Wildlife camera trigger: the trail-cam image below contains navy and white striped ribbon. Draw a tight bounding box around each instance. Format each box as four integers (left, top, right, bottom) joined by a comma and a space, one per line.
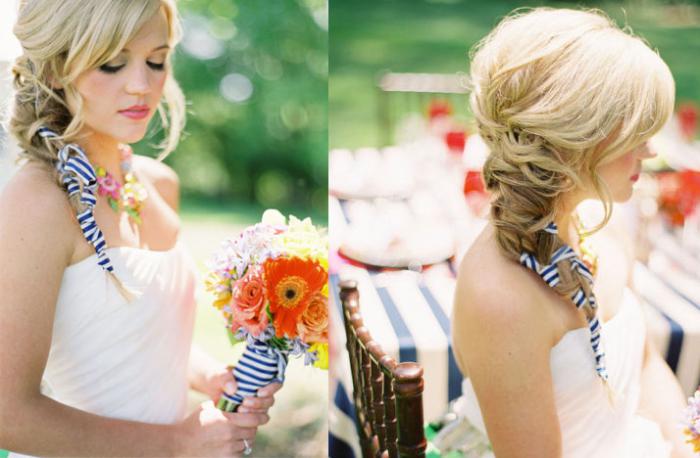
37, 127, 114, 274
519, 222, 609, 382
217, 340, 289, 412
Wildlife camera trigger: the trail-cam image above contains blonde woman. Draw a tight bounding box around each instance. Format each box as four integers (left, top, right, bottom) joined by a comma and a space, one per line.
0, 1, 279, 456
452, 8, 694, 458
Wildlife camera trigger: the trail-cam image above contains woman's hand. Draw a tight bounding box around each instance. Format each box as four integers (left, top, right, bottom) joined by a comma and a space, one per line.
201, 366, 283, 414
199, 366, 239, 404
174, 400, 268, 457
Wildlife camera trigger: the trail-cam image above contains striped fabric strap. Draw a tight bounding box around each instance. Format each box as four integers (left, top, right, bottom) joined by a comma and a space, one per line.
217, 340, 289, 412
37, 127, 114, 274
519, 222, 609, 382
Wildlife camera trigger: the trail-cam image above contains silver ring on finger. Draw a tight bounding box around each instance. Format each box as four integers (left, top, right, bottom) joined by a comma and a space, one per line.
243, 439, 253, 456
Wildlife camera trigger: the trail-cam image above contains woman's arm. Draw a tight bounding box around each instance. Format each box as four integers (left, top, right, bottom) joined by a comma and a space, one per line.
452, 263, 562, 458
604, 204, 695, 457
0, 169, 265, 457
638, 338, 695, 458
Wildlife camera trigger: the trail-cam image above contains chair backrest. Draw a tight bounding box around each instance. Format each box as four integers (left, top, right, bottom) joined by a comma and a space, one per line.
376, 71, 469, 146
339, 279, 427, 458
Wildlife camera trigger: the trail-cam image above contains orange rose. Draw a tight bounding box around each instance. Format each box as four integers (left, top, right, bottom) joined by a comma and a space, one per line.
297, 292, 328, 343
230, 266, 268, 337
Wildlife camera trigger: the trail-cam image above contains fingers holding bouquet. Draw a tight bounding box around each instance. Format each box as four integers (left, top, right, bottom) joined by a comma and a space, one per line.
204, 366, 282, 414
175, 400, 269, 457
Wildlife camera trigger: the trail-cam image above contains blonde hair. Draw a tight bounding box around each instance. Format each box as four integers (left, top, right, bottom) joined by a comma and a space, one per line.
9, 0, 186, 298
10, 0, 185, 174
470, 8, 674, 307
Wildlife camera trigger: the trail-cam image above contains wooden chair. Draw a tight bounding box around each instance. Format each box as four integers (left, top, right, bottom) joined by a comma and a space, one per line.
339, 279, 427, 458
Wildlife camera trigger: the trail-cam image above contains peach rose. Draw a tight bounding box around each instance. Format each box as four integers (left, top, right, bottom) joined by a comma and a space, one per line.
230, 266, 268, 337
297, 292, 328, 343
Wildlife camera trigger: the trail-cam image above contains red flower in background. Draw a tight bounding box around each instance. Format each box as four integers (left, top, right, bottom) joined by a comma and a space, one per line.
428, 99, 452, 120
657, 170, 700, 226
445, 130, 467, 153
678, 103, 698, 141
463, 170, 485, 196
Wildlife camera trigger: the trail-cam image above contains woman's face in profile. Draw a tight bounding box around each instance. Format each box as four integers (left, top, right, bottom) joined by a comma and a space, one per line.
597, 141, 655, 202
70, 7, 170, 145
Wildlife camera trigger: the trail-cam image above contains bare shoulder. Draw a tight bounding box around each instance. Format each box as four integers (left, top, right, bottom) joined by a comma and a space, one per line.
0, 162, 79, 403
132, 154, 180, 211
0, 162, 76, 265
452, 225, 557, 358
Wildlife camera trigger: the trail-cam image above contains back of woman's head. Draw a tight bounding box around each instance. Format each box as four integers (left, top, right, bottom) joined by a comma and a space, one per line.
10, 0, 184, 173
469, 7, 674, 302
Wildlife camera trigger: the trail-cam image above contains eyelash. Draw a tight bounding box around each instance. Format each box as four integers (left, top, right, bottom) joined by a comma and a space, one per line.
98, 61, 165, 74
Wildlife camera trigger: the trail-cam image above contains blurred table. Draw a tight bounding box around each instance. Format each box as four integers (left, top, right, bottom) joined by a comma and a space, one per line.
329, 192, 700, 458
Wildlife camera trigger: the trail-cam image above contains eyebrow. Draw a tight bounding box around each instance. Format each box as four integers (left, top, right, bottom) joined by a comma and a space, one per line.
121, 44, 170, 53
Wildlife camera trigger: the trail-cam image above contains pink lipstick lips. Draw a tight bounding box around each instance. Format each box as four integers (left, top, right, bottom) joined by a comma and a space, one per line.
118, 104, 150, 120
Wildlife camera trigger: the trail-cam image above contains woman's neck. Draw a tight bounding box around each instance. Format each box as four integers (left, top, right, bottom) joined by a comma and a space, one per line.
77, 131, 124, 175
554, 205, 583, 250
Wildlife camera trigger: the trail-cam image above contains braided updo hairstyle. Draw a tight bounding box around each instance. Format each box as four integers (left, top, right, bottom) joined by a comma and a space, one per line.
470, 8, 674, 311
9, 0, 185, 213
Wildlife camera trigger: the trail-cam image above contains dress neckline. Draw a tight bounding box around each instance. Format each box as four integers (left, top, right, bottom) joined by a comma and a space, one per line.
551, 289, 633, 352
64, 243, 181, 273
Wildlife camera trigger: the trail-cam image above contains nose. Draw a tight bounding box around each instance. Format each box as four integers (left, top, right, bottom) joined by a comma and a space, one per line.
124, 63, 151, 96
638, 141, 656, 160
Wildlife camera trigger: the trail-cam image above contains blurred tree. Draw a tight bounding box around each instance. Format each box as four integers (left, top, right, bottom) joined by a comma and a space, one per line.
136, 0, 328, 218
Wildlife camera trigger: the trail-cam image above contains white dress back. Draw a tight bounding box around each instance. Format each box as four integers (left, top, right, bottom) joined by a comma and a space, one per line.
455, 289, 672, 458
8, 243, 197, 458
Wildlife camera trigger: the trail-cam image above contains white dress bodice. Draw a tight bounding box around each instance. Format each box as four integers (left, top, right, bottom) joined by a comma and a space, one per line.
455, 289, 672, 458
8, 243, 197, 458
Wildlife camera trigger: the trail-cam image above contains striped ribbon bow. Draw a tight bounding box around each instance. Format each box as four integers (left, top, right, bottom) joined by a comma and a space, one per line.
37, 127, 114, 274
217, 340, 289, 412
519, 222, 609, 383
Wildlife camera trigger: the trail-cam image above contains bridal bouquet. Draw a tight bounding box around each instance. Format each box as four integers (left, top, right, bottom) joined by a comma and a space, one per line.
205, 210, 329, 412
684, 387, 700, 453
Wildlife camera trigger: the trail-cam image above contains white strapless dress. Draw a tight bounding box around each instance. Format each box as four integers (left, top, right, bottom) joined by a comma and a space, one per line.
8, 243, 197, 458
455, 289, 672, 458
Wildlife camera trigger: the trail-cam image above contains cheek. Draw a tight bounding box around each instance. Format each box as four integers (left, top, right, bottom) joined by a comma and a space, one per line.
75, 72, 119, 114
152, 72, 168, 96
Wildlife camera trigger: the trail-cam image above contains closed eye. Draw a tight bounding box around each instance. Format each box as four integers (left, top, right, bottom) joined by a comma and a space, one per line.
99, 63, 125, 74
147, 61, 165, 71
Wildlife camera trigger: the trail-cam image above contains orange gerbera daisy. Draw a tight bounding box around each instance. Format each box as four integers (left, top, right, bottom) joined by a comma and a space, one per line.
264, 256, 327, 338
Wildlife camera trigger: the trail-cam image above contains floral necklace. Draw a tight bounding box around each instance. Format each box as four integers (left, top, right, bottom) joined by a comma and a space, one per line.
95, 145, 148, 225
573, 212, 598, 276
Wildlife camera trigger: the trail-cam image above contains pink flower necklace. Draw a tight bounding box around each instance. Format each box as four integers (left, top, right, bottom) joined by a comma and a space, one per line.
95, 144, 148, 224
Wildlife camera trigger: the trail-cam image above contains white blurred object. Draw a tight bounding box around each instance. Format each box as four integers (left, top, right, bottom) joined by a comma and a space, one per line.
462, 134, 489, 171
394, 112, 429, 145
340, 199, 455, 268
0, 0, 21, 63
329, 147, 416, 199
647, 114, 700, 171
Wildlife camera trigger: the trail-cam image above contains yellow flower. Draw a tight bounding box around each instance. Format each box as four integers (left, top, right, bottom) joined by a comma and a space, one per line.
272, 215, 328, 264
205, 271, 232, 310
310, 342, 329, 370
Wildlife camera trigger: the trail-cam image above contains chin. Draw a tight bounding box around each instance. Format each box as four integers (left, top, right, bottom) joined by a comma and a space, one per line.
115, 125, 149, 144
611, 187, 634, 203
